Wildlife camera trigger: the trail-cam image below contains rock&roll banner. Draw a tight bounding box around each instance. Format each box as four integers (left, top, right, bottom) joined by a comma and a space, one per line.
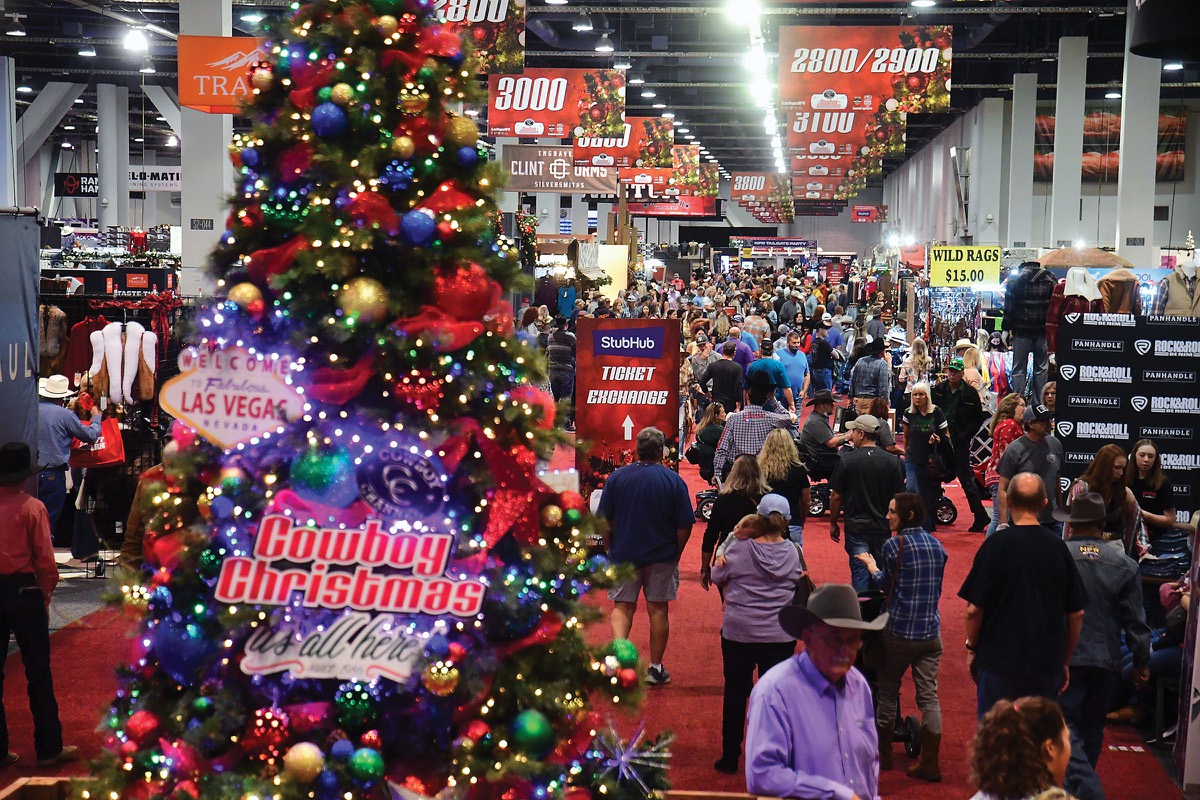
487, 68, 625, 138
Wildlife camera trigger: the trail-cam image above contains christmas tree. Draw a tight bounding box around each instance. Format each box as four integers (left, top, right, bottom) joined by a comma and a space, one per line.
91, 4, 669, 800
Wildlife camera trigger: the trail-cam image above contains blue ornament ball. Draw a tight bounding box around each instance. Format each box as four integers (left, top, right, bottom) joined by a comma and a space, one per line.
447, 51, 465, 68
316, 769, 340, 799
457, 146, 479, 168
210, 495, 235, 519
289, 445, 360, 508
155, 617, 216, 687
241, 146, 260, 168
312, 102, 349, 139
400, 209, 437, 246
330, 739, 356, 761
426, 633, 451, 658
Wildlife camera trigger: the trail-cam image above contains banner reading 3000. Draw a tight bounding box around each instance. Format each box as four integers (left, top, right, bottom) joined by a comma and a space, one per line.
487, 68, 625, 138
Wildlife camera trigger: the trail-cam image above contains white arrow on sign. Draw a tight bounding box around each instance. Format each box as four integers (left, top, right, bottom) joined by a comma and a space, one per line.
622, 415, 635, 440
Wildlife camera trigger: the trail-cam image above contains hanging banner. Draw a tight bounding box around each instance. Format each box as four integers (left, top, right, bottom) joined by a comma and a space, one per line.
851, 205, 885, 222
628, 195, 719, 218
670, 145, 700, 192
573, 116, 673, 168
575, 318, 681, 498
54, 173, 99, 197
128, 166, 182, 192
503, 144, 617, 194
433, 0, 524, 74
618, 168, 677, 202
0, 216, 39, 468
731, 173, 792, 206
177, 36, 268, 114
929, 245, 1002, 287
487, 68, 625, 138
1033, 111, 1186, 182
731, 237, 816, 257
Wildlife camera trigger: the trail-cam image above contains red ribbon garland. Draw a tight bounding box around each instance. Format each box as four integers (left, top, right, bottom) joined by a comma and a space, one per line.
89, 289, 184, 361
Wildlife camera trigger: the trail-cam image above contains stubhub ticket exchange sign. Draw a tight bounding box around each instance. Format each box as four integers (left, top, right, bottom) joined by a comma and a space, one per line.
576, 318, 681, 496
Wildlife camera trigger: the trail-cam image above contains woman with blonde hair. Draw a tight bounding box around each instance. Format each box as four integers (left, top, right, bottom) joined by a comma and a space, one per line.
982, 393, 1027, 537
899, 338, 932, 396
900, 382, 948, 530
700, 455, 766, 591
757, 429, 811, 546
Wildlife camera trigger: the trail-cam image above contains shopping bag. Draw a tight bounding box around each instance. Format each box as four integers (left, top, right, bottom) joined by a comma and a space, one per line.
69, 416, 125, 468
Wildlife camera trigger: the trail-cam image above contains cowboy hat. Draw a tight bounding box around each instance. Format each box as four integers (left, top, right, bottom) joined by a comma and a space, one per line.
866, 337, 887, 354
0, 442, 40, 483
807, 389, 836, 407
779, 584, 888, 638
885, 330, 907, 345
953, 338, 975, 351
38, 375, 75, 399
1053, 491, 1107, 524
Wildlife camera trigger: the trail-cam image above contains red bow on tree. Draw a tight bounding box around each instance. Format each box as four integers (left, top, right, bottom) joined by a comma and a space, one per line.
305, 352, 375, 405
391, 307, 484, 352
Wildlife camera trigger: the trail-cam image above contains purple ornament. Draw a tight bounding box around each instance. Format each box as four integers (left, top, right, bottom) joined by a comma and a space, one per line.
312, 102, 349, 139
241, 147, 260, 168
457, 146, 478, 168
400, 208, 437, 246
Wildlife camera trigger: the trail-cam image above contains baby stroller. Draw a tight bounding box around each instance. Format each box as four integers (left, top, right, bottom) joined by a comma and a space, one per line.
857, 591, 922, 759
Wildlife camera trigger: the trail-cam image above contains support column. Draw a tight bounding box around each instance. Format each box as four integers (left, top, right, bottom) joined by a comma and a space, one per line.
179, 0, 233, 295
571, 196, 588, 236
1115, 0, 1161, 264
143, 85, 181, 138
494, 138, 518, 213
0, 57, 16, 207
969, 98, 1006, 244
1050, 37, 1087, 248
14, 81, 85, 174
537, 194, 560, 234
1007, 73, 1038, 247
97, 84, 131, 229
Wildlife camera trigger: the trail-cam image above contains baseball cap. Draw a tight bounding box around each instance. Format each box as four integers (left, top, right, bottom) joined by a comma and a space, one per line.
947, 356, 965, 371
757, 493, 792, 522
822, 312, 833, 322
695, 332, 709, 344
1024, 403, 1054, 423
846, 414, 881, 434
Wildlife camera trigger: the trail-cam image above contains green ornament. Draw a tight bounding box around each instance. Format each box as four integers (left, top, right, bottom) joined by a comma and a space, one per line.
608, 638, 639, 669
417, 66, 435, 83
290, 444, 359, 507
334, 681, 377, 731
368, 0, 402, 13
317, 86, 334, 103
192, 696, 214, 718
347, 747, 385, 782
197, 548, 223, 579
564, 508, 583, 525
510, 709, 555, 759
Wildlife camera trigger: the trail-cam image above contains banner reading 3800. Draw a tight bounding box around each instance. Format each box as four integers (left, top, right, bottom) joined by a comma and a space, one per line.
487, 69, 625, 138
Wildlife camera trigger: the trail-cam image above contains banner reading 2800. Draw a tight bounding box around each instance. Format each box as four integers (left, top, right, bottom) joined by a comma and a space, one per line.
487, 69, 625, 138
433, 0, 524, 74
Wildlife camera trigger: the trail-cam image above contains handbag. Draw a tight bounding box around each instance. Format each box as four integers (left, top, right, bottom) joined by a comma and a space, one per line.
791, 542, 817, 607
859, 536, 904, 672
683, 441, 702, 465
70, 415, 125, 468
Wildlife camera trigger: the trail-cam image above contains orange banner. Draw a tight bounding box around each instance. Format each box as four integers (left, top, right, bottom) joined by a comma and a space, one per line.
177, 36, 267, 114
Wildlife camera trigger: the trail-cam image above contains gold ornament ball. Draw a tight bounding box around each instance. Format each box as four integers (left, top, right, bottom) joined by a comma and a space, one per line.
331, 83, 354, 107
282, 742, 325, 783
422, 665, 460, 697
401, 94, 429, 114
376, 14, 399, 37
338, 277, 389, 324
392, 136, 415, 159
228, 282, 263, 308
540, 504, 564, 528
446, 116, 479, 148
251, 70, 274, 91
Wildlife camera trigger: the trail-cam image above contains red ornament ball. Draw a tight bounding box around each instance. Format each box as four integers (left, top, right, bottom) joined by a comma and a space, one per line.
448, 642, 468, 661
872, 127, 891, 143
472, 27, 487, 42
464, 721, 491, 742
905, 73, 928, 92
246, 707, 291, 759
610, 73, 625, 89
126, 710, 160, 745
588, 105, 604, 121
932, 31, 952, 49
436, 220, 456, 241
563, 788, 592, 800
509, 386, 556, 430
559, 490, 586, 512
618, 668, 638, 688
431, 263, 493, 321
360, 729, 382, 749
645, 143, 660, 157
118, 740, 139, 758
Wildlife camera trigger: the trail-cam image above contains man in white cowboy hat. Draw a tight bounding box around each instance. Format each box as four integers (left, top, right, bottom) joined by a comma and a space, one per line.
37, 375, 100, 531
746, 584, 886, 800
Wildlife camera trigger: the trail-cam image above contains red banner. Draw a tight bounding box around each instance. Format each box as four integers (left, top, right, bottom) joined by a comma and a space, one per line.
618, 167, 676, 202
575, 318, 681, 497
433, 0, 524, 74
851, 205, 884, 223
573, 116, 673, 168
1033, 111, 1186, 182
628, 195, 719, 218
487, 68, 625, 138
731, 173, 791, 206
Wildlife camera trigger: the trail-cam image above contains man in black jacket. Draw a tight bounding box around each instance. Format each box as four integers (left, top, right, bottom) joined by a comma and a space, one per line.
1002, 260, 1057, 399
704, 341, 744, 414
932, 357, 990, 531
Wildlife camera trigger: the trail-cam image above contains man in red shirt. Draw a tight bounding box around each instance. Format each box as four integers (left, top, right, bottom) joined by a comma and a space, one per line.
0, 442, 78, 767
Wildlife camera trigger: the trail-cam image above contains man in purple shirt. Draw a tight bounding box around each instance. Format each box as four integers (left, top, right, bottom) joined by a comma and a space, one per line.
746, 584, 886, 800
724, 327, 755, 375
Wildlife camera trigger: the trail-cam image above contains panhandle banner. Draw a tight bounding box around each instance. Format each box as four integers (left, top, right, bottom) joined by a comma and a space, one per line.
575, 318, 681, 497
177, 35, 268, 114
1057, 314, 1200, 524
487, 68, 625, 138
573, 116, 674, 168
503, 144, 617, 195
0, 216, 39, 467
628, 195, 719, 218
433, 0, 524, 74
1033, 111, 1186, 182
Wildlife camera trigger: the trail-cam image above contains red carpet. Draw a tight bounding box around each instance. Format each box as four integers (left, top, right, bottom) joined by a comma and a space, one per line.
0, 449, 1180, 798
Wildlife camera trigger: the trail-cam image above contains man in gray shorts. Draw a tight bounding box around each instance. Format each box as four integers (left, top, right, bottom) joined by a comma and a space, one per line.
597, 427, 697, 686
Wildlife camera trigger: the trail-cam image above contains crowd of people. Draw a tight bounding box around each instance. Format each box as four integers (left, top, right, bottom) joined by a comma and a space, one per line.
585, 262, 1191, 800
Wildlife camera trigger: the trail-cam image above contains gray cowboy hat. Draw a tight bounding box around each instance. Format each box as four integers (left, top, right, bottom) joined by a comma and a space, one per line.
779, 584, 888, 638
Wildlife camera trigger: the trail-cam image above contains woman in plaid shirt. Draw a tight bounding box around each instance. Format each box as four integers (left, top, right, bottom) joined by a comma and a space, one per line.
856, 492, 948, 782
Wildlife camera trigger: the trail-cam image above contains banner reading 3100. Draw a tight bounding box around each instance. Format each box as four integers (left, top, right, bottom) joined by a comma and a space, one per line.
487, 69, 625, 138
929, 246, 1002, 288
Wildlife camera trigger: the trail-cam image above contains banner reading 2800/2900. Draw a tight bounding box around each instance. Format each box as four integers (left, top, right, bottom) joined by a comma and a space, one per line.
487, 69, 625, 138
433, 0, 524, 74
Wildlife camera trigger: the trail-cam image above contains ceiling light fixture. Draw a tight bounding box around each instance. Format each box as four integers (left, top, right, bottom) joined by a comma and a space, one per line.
678, 128, 689, 134
652, 102, 665, 109
240, 12, 265, 24
1105, 90, 1121, 99
140, 57, 156, 74
1164, 61, 1184, 72
640, 88, 656, 98
4, 14, 26, 37
124, 27, 149, 52
74, 98, 84, 104
613, 59, 632, 70
545, 0, 569, 5
594, 33, 614, 53
167, 134, 179, 147
571, 14, 593, 32
134, 137, 144, 143
628, 74, 645, 86
911, 0, 936, 7
16, 85, 32, 94
79, 43, 97, 57
661, 111, 675, 119
684, 134, 694, 140
61, 142, 73, 149
63, 125, 76, 131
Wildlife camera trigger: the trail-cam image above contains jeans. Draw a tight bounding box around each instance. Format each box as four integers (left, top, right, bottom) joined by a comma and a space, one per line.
846, 530, 888, 592
37, 471, 66, 530
1012, 333, 1048, 400
1061, 667, 1121, 800
720, 637, 795, 761
986, 483, 1002, 537
876, 632, 943, 736
976, 668, 1063, 719
548, 368, 575, 424
811, 369, 833, 394
787, 525, 804, 548
0, 576, 64, 760
905, 460, 937, 531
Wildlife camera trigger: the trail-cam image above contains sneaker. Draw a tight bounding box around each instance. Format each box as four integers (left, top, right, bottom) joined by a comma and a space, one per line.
645, 665, 671, 686
36, 746, 79, 767
1, 752, 17, 767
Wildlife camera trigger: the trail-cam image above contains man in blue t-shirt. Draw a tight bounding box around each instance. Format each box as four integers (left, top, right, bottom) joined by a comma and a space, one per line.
775, 331, 811, 409
597, 427, 696, 686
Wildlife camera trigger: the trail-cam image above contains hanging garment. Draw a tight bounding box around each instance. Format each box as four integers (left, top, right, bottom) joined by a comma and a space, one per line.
1046, 280, 1106, 353
63, 316, 108, 387
39, 305, 69, 376
1097, 267, 1143, 314
90, 322, 159, 406
1155, 267, 1200, 317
